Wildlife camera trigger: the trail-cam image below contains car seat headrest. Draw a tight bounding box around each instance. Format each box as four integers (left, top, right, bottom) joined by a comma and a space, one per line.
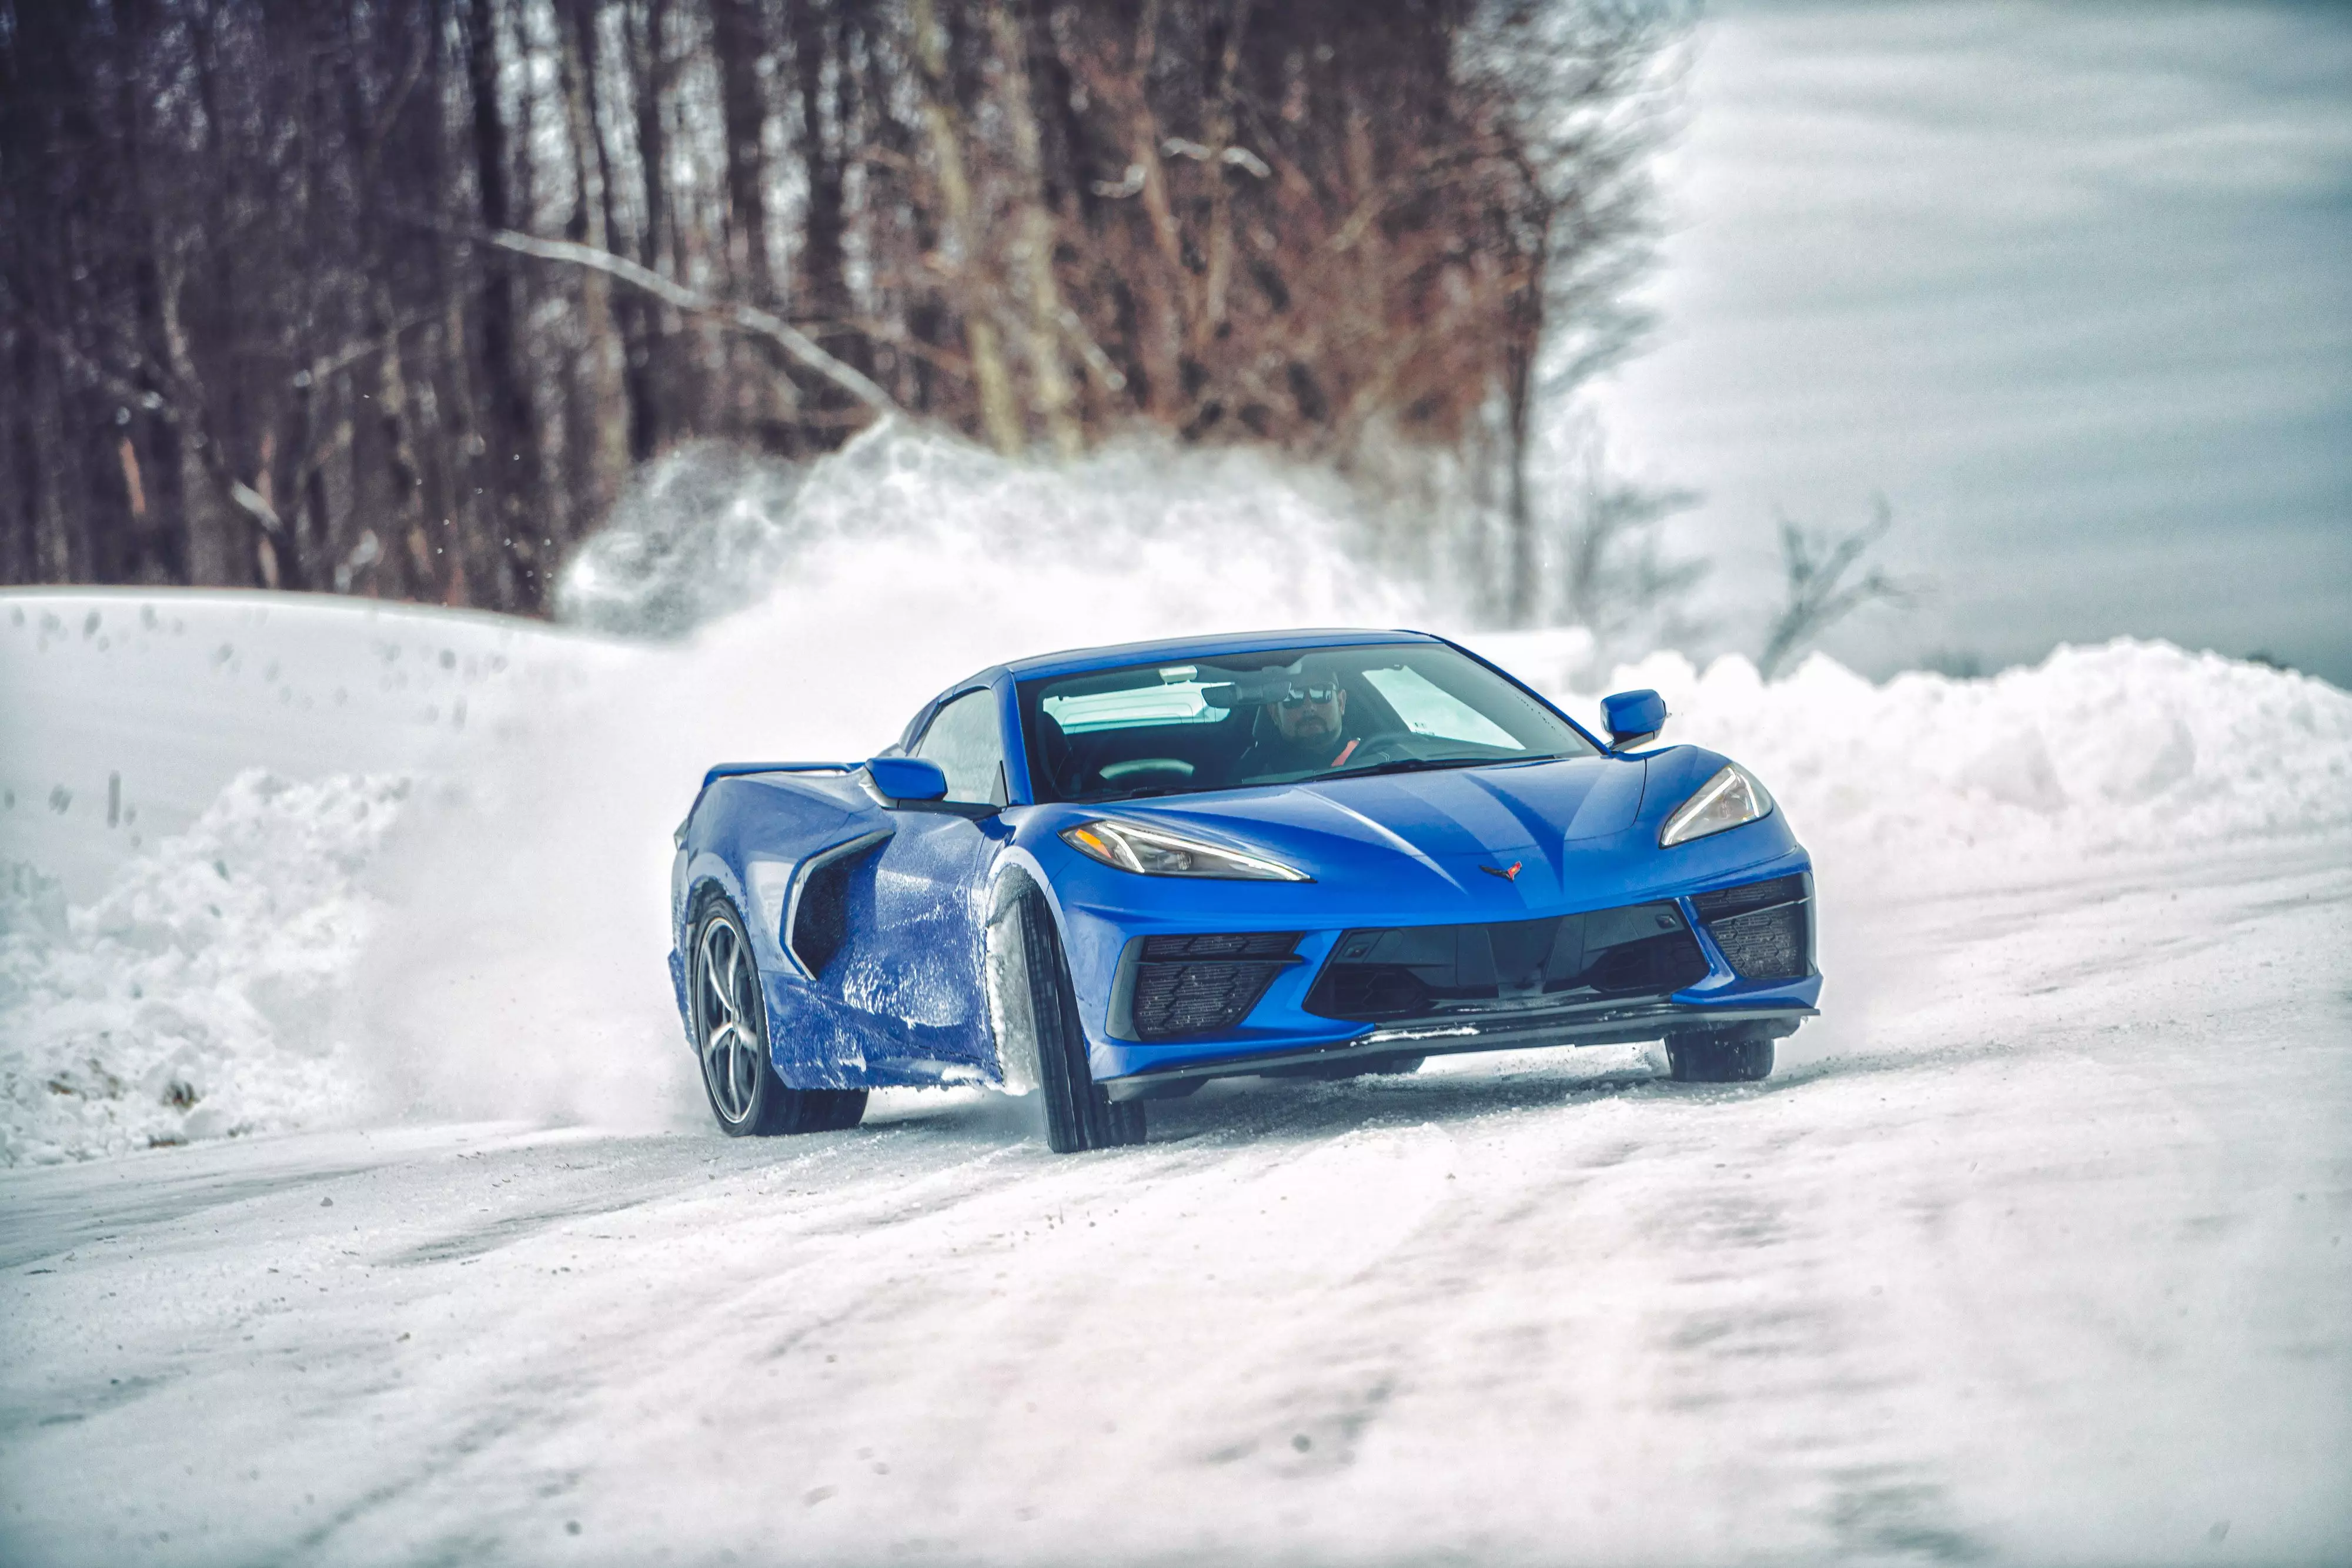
1035, 710, 1077, 793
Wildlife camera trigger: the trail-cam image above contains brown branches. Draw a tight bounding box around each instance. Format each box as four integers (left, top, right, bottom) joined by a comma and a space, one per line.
2, 0, 1683, 620
479, 228, 902, 419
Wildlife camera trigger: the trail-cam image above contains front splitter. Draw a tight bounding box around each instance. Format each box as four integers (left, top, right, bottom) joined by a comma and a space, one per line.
1099, 998, 1816, 1100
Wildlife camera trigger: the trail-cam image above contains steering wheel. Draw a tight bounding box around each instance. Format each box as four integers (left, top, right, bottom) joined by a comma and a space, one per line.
1339, 730, 1419, 768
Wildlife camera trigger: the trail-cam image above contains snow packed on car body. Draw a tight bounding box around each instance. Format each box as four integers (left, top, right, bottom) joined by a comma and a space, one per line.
669, 628, 1820, 1152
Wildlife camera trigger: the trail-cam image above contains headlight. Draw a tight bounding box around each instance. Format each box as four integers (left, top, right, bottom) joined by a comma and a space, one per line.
1060, 819, 1311, 881
1659, 764, 1774, 847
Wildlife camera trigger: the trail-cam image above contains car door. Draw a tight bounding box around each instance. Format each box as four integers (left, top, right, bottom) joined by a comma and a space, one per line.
834, 686, 1011, 1077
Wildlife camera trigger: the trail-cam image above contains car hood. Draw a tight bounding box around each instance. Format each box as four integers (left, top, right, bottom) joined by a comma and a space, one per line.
1109, 754, 1648, 892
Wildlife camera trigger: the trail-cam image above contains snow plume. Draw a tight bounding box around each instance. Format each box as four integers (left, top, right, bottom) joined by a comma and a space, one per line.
554, 420, 1420, 643
554, 440, 813, 639
351, 423, 1420, 1134
0, 771, 406, 1164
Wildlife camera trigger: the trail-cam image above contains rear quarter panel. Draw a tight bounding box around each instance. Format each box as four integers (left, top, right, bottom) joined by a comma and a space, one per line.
671, 774, 873, 1068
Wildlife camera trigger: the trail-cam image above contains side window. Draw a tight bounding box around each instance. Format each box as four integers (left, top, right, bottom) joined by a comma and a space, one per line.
912, 688, 1008, 805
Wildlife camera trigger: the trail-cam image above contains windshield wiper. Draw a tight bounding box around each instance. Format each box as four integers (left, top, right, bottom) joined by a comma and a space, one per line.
1297, 756, 1482, 784
1298, 752, 1578, 785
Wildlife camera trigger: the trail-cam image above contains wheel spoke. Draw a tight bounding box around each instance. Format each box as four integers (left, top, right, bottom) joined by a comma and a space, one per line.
703, 1020, 737, 1116
725, 942, 756, 1118
731, 1032, 757, 1114
696, 917, 765, 1122
709, 927, 742, 1021
696, 928, 721, 1027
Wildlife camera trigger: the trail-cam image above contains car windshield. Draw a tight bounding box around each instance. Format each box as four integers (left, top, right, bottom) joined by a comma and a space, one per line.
1017, 641, 1599, 804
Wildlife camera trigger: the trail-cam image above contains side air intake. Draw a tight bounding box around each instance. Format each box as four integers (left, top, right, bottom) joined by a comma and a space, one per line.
784, 830, 893, 978
1124, 932, 1303, 1039
1692, 874, 1812, 981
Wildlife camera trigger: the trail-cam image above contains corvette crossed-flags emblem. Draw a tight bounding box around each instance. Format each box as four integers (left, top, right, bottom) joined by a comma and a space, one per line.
1480, 861, 1524, 882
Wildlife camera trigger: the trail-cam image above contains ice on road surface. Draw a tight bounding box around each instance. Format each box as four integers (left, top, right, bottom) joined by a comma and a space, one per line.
4, 429, 2350, 1561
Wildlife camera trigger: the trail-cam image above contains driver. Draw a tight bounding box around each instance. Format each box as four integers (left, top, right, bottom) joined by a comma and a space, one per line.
1237, 672, 1362, 778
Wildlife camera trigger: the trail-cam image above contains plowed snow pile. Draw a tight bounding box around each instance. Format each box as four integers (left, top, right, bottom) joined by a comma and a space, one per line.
1561, 636, 2352, 872
4, 426, 2348, 1164
0, 775, 406, 1162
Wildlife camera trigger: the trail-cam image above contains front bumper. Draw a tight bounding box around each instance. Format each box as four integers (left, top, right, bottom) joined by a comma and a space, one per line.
1060, 846, 1820, 1088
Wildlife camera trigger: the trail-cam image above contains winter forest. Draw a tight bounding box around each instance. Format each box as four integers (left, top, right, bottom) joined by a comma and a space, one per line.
1, 0, 1676, 626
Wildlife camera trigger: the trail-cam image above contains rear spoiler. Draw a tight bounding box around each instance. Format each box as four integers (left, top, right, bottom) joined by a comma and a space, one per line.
699, 760, 856, 790
678, 762, 860, 849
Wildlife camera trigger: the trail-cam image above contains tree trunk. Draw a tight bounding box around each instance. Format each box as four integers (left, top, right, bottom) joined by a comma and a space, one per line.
557, 0, 627, 516
712, 0, 774, 305
989, 0, 1081, 458
465, 0, 550, 611
1114, 0, 1184, 416
1502, 332, 1536, 626
626, 0, 673, 459
111, 0, 192, 584
1192, 2, 1251, 358
910, 0, 1023, 456
711, 0, 791, 442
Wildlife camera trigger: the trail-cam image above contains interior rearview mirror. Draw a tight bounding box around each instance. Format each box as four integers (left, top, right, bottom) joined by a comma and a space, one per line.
1601, 689, 1667, 752
865, 755, 949, 803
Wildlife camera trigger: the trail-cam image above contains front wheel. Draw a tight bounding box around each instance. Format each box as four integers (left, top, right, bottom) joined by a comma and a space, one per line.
691, 896, 868, 1136
1663, 1028, 1775, 1084
1019, 888, 1144, 1154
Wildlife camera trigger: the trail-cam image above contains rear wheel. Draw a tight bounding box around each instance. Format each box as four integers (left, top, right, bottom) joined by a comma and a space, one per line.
1020, 888, 1144, 1154
691, 895, 868, 1136
1663, 1028, 1775, 1084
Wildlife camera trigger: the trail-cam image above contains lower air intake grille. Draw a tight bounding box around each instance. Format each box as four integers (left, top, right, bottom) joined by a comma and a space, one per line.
1128, 932, 1302, 1039
1693, 875, 1810, 981
1304, 902, 1708, 1024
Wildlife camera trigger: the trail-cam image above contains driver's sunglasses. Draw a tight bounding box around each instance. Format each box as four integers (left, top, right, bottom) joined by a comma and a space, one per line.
1278, 683, 1338, 708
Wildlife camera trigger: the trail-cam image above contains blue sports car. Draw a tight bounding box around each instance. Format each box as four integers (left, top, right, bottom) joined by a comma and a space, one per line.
669, 629, 1818, 1152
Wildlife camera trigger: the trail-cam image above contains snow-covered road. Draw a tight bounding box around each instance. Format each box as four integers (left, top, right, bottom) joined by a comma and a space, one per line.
6, 844, 2346, 1566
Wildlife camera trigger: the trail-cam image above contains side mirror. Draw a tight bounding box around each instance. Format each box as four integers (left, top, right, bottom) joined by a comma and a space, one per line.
1601, 689, 1667, 752
865, 755, 948, 803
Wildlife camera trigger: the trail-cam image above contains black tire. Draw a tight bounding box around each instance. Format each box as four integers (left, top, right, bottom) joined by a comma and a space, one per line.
1367, 1055, 1426, 1076
690, 894, 869, 1136
1020, 887, 1144, 1154
1663, 1028, 1775, 1084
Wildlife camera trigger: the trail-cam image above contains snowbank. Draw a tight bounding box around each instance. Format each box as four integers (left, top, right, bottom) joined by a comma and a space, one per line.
0, 771, 406, 1164
0, 588, 617, 904
1582, 638, 2352, 878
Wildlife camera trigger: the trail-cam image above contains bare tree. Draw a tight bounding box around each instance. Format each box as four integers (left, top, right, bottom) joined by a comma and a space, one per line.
1757, 496, 1917, 679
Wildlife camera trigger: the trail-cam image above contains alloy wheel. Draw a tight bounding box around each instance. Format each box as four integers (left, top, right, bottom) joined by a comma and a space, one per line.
696, 915, 764, 1123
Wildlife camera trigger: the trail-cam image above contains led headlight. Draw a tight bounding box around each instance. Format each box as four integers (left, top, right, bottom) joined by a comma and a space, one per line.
1659, 764, 1774, 847
1060, 819, 1310, 881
